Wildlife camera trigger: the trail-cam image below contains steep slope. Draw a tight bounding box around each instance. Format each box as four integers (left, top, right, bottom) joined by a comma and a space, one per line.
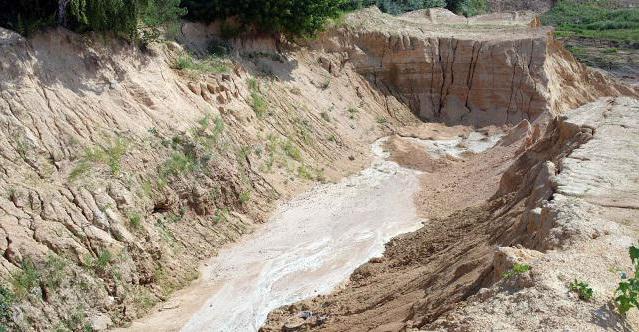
0, 7, 636, 331
0, 27, 418, 330
311, 8, 635, 126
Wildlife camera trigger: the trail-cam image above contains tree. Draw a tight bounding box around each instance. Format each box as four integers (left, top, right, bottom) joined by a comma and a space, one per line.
183, 0, 347, 36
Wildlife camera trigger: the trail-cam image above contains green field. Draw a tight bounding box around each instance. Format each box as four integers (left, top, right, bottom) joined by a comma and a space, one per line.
542, 0, 639, 43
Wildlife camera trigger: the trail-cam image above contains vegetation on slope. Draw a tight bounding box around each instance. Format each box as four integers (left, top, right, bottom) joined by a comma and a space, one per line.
1, 0, 490, 39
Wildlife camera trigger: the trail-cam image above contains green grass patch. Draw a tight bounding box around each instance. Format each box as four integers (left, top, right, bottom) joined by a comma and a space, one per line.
70, 138, 128, 180
542, 0, 639, 43
173, 54, 229, 74
282, 141, 302, 162
247, 79, 268, 118
11, 260, 39, 299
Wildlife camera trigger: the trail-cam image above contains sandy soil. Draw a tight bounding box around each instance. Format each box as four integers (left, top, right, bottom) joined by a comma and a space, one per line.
119, 138, 425, 331
261, 123, 522, 331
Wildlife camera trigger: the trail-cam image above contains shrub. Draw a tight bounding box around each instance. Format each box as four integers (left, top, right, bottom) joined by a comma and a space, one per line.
502, 263, 531, 279
239, 191, 251, 204
616, 246, 639, 315
182, 0, 346, 36
570, 279, 593, 301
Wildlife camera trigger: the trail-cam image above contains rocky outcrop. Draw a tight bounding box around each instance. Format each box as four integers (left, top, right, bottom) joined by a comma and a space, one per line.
313, 8, 636, 126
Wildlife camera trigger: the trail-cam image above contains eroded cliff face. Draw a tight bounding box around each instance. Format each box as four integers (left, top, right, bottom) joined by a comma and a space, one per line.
0, 7, 636, 331
0, 26, 418, 330
313, 8, 635, 126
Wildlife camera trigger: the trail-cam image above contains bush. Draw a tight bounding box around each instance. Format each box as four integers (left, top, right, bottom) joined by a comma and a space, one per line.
182, 0, 346, 36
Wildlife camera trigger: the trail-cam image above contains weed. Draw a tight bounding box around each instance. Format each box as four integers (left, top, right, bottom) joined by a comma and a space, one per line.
42, 254, 67, 290
347, 107, 359, 120
173, 53, 229, 74
249, 83, 268, 118
147, 127, 158, 136
69, 161, 92, 182
239, 191, 251, 204
376, 116, 388, 124
616, 245, 639, 314
85, 250, 112, 275
297, 165, 314, 180
11, 259, 39, 299
570, 279, 594, 301
214, 208, 229, 223
63, 306, 93, 332
502, 263, 531, 279
72, 138, 128, 179
15, 138, 29, 160
282, 141, 302, 162
128, 212, 142, 230
161, 152, 197, 179
0, 286, 15, 326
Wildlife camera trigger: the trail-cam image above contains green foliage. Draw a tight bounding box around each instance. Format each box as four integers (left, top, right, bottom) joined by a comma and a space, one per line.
239, 190, 251, 204
0, 286, 15, 328
502, 263, 531, 279
248, 79, 268, 118
616, 246, 639, 315
450, 0, 487, 17
11, 259, 39, 299
129, 212, 143, 230
182, 0, 346, 36
173, 53, 229, 74
42, 254, 68, 290
161, 152, 197, 178
570, 279, 593, 301
62, 306, 94, 332
85, 250, 113, 275
542, 0, 639, 43
342, 0, 445, 15
71, 138, 128, 180
376, 116, 387, 124
282, 141, 302, 162
0, 0, 186, 39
